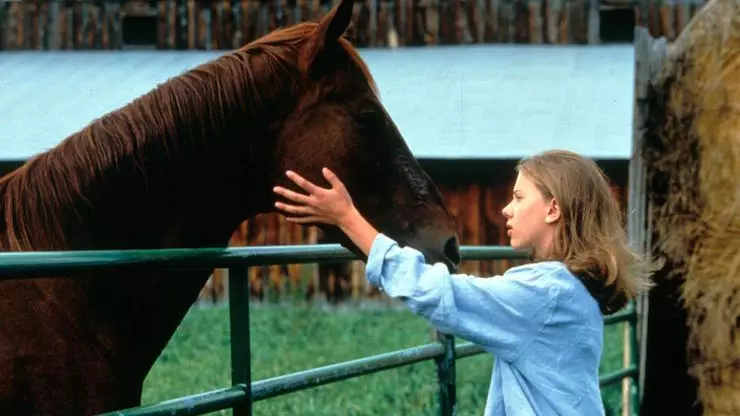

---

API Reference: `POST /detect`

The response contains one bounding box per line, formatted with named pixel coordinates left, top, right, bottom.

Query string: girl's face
left=501, top=172, right=560, bottom=256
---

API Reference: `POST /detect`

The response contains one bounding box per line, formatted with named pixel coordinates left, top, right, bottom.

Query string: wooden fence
left=0, top=0, right=709, bottom=51
left=634, top=0, right=709, bottom=41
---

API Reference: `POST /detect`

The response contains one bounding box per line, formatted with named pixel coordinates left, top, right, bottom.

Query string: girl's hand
left=273, top=167, right=358, bottom=228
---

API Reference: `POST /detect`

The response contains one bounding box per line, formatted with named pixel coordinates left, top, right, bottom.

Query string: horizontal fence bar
left=449, top=246, right=530, bottom=261
left=0, top=244, right=528, bottom=279
left=455, top=342, right=486, bottom=359
left=103, top=338, right=637, bottom=416
left=455, top=341, right=640, bottom=388
left=251, top=343, right=446, bottom=401
left=99, top=385, right=248, bottom=416
left=599, top=366, right=639, bottom=387
left=603, top=302, right=637, bottom=325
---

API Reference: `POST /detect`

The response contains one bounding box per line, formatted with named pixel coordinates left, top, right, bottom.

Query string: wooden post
left=632, top=25, right=668, bottom=412
left=622, top=322, right=630, bottom=415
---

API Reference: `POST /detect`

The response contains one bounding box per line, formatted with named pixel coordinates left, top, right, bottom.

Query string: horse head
left=257, top=0, right=461, bottom=270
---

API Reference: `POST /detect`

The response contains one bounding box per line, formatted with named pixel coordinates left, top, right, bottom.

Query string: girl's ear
left=544, top=198, right=561, bottom=224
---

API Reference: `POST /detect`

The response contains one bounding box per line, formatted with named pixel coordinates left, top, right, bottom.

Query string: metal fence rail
left=0, top=244, right=638, bottom=416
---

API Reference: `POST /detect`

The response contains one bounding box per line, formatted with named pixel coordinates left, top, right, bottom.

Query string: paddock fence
left=0, top=243, right=639, bottom=416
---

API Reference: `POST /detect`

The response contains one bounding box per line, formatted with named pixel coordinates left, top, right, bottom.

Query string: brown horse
left=0, top=1, right=460, bottom=414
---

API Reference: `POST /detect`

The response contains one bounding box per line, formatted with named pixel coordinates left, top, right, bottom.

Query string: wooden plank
left=546, top=0, right=562, bottom=43
left=528, top=0, right=543, bottom=44
left=48, top=2, right=60, bottom=50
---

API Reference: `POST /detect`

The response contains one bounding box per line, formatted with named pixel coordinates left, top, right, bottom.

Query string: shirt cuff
left=365, top=233, right=398, bottom=288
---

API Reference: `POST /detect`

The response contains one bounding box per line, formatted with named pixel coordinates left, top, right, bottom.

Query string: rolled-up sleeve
left=366, top=233, right=559, bottom=362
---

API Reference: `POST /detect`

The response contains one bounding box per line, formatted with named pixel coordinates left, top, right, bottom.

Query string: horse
left=0, top=0, right=461, bottom=414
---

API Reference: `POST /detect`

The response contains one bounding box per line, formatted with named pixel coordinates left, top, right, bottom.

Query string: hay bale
left=642, top=0, right=740, bottom=413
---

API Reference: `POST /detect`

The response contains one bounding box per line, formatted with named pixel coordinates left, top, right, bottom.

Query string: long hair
left=516, top=149, right=655, bottom=314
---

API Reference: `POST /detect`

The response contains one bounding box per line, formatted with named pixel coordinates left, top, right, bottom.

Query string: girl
left=272, top=149, right=653, bottom=416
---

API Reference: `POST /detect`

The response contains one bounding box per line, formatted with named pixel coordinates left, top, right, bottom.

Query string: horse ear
left=299, top=0, right=355, bottom=75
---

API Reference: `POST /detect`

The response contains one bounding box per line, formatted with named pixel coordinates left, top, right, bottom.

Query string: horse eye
left=356, top=109, right=384, bottom=128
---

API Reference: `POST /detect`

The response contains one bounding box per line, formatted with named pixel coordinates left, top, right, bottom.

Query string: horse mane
left=0, top=21, right=378, bottom=253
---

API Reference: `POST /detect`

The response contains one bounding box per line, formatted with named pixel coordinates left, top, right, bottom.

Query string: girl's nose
left=501, top=202, right=511, bottom=218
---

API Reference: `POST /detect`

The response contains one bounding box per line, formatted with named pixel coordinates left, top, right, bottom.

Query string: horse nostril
left=443, top=236, right=461, bottom=266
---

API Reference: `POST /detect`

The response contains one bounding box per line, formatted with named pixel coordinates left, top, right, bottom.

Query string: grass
left=141, top=303, right=629, bottom=415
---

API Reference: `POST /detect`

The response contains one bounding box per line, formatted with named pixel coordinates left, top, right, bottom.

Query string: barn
left=0, top=0, right=709, bottom=305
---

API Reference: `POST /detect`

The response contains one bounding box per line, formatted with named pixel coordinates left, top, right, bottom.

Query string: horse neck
left=2, top=51, right=292, bottom=253
left=96, top=55, right=287, bottom=250
left=0, top=51, right=300, bottom=380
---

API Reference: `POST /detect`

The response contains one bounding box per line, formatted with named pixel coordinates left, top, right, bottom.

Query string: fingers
left=285, top=215, right=325, bottom=224
left=286, top=170, right=323, bottom=195
left=322, top=167, right=344, bottom=189
left=273, top=186, right=311, bottom=205
left=274, top=201, right=314, bottom=215
left=274, top=201, right=328, bottom=224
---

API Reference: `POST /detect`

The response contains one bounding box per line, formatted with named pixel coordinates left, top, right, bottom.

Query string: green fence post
left=629, top=305, right=640, bottom=416
left=434, top=331, right=456, bottom=416
left=229, top=264, right=253, bottom=416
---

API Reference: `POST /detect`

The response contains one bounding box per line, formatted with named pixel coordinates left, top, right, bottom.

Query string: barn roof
left=0, top=44, right=634, bottom=162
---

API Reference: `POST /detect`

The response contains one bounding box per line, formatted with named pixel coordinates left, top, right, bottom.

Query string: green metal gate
left=0, top=243, right=639, bottom=415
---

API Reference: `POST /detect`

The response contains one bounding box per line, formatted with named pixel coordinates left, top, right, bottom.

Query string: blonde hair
left=516, top=149, right=654, bottom=313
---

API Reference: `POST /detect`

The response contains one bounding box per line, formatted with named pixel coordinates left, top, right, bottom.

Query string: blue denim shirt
left=365, top=233, right=605, bottom=416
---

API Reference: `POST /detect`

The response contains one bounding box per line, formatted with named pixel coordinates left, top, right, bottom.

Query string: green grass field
left=141, top=303, right=628, bottom=415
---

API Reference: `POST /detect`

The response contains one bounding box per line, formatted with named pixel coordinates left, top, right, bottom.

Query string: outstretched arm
left=273, top=168, right=558, bottom=362
left=365, top=232, right=557, bottom=361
